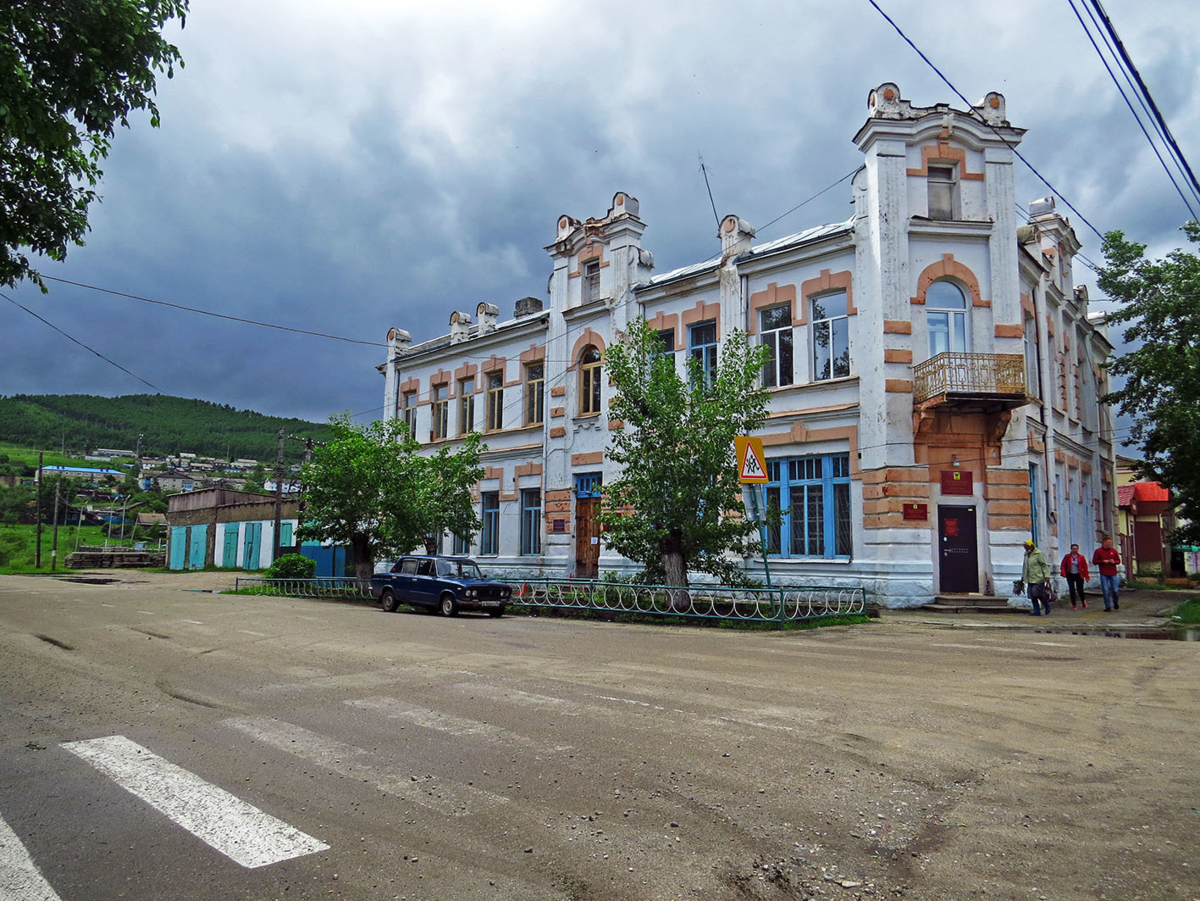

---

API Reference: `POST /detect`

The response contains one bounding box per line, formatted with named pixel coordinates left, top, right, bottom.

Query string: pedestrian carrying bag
left=1045, top=580, right=1058, bottom=603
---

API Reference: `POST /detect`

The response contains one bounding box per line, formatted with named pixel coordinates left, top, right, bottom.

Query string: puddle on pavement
left=1036, top=628, right=1200, bottom=642
left=60, top=576, right=119, bottom=585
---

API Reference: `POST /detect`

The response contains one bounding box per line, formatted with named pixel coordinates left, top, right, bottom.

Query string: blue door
left=280, top=521, right=294, bottom=549
left=169, top=527, right=188, bottom=570
left=222, top=524, right=240, bottom=567
left=243, top=522, right=262, bottom=570
left=187, top=525, right=208, bottom=570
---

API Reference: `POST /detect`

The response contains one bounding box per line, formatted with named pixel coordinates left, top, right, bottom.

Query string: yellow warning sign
left=735, top=436, right=769, bottom=484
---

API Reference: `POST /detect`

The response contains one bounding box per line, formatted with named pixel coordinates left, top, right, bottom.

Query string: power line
left=40, top=274, right=387, bottom=348
left=1085, top=0, right=1200, bottom=209
left=865, top=0, right=1106, bottom=242
left=2, top=291, right=164, bottom=392
left=1066, top=0, right=1199, bottom=220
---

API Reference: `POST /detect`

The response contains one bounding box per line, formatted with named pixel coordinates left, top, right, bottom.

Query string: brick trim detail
left=912, top=254, right=988, bottom=308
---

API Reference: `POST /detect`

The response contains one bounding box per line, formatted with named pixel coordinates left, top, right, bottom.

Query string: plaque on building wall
left=903, top=503, right=928, bottom=520
left=553, top=519, right=566, bottom=533
left=941, top=470, right=973, bottom=495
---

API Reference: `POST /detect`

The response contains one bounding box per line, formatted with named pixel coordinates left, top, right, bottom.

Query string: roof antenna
left=698, top=154, right=721, bottom=232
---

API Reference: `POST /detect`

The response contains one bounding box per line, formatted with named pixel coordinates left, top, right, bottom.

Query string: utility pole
left=34, top=451, right=44, bottom=568
left=272, top=427, right=284, bottom=564
left=50, top=478, right=61, bottom=571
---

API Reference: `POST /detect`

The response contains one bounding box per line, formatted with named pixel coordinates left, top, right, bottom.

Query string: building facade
left=166, top=487, right=299, bottom=571
left=379, top=83, right=1117, bottom=607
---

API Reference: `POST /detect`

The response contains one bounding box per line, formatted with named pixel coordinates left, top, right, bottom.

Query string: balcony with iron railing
left=912, top=352, right=1028, bottom=410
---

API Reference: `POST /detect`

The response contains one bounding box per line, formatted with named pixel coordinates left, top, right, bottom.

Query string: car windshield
left=435, top=559, right=483, bottom=580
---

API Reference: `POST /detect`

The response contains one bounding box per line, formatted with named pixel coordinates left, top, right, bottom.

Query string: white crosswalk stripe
left=61, top=735, right=328, bottom=869
left=0, top=811, right=62, bottom=901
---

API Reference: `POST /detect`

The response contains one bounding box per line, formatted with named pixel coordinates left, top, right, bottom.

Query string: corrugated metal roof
left=641, top=218, right=855, bottom=289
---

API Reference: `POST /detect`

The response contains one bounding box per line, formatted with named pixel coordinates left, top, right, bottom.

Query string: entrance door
left=243, top=522, right=262, bottom=570
left=937, top=505, right=978, bottom=593
left=222, top=524, right=240, bottom=567
left=575, top=497, right=600, bottom=579
left=187, top=525, right=208, bottom=570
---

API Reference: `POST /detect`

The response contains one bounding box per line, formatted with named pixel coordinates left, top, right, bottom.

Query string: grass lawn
left=0, top=442, right=121, bottom=473
left=1168, top=595, right=1200, bottom=624
left=0, top=522, right=161, bottom=573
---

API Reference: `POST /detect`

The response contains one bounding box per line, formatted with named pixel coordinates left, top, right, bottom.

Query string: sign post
left=735, top=436, right=773, bottom=592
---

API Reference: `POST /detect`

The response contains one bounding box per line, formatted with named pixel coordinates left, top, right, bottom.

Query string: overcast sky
left=3, top=0, right=1197, bottom=427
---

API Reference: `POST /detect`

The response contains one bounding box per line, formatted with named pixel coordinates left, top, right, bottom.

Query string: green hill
left=0, top=394, right=336, bottom=463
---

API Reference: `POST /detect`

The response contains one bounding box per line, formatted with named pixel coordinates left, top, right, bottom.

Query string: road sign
left=735, top=436, right=768, bottom=484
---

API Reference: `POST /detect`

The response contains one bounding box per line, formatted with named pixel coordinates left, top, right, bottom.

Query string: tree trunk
left=660, top=531, right=690, bottom=611
left=351, top=534, right=374, bottom=581
left=424, top=534, right=438, bottom=555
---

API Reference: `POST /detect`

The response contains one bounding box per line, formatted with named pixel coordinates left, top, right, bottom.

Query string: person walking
left=1092, top=536, right=1122, bottom=611
left=1060, top=543, right=1090, bottom=609
left=1021, top=538, right=1053, bottom=616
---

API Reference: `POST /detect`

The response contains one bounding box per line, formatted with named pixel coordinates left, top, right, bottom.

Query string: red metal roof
left=1117, top=484, right=1136, bottom=507
left=1117, top=482, right=1170, bottom=508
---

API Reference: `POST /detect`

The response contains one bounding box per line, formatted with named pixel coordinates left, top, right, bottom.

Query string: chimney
left=449, top=311, right=472, bottom=343
left=515, top=296, right=544, bottom=318
left=476, top=302, right=499, bottom=334
left=720, top=214, right=755, bottom=262
left=386, top=327, right=411, bottom=355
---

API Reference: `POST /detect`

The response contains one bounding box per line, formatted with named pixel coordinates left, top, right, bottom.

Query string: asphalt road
left=1, top=572, right=1198, bottom=901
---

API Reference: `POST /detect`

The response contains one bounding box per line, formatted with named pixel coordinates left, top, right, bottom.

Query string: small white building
left=378, top=83, right=1116, bottom=607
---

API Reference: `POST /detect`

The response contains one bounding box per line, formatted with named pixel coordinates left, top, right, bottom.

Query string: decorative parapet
left=913, top=352, right=1026, bottom=406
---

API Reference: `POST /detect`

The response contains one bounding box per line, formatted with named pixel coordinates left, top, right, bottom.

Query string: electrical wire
left=865, top=0, right=1106, bottom=242
left=40, top=274, right=388, bottom=348
left=1066, top=0, right=1199, bottom=220
left=2, top=291, right=164, bottom=392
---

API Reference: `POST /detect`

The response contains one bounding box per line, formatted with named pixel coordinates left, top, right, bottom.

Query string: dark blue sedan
left=370, top=555, right=512, bottom=617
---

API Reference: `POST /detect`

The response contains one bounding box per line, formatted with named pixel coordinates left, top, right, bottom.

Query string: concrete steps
left=921, top=595, right=1021, bottom=614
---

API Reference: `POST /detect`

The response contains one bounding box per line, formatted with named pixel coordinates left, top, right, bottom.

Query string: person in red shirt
left=1092, top=536, right=1121, bottom=611
left=1060, top=543, right=1090, bottom=609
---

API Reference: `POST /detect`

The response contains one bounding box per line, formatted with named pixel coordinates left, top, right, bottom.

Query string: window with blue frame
left=689, top=321, right=718, bottom=386
left=520, top=488, right=542, bottom=555
left=575, top=472, right=602, bottom=498
left=763, top=453, right=852, bottom=558
left=480, top=492, right=499, bottom=555
left=453, top=531, right=471, bottom=555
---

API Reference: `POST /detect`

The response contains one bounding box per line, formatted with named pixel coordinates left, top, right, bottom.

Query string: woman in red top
left=1092, top=536, right=1122, bottom=611
left=1060, top=543, right=1090, bottom=609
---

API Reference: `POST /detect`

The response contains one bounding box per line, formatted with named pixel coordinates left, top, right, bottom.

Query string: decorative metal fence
left=233, top=577, right=373, bottom=599
left=510, top=579, right=865, bottom=624
left=230, top=576, right=866, bottom=625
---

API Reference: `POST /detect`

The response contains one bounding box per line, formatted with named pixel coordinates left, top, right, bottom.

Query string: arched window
left=580, top=346, right=602, bottom=415
left=926, top=280, right=968, bottom=357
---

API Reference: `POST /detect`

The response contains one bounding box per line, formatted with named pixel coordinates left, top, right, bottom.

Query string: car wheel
left=439, top=593, right=458, bottom=617
left=488, top=606, right=505, bottom=618
left=380, top=589, right=399, bottom=613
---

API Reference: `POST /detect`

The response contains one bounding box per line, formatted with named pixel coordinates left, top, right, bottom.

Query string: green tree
left=597, top=319, right=772, bottom=588
left=1, top=1, right=189, bottom=288
left=298, top=415, right=484, bottom=580
left=1098, top=221, right=1200, bottom=545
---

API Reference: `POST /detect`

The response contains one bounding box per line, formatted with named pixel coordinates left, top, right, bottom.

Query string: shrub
left=264, top=553, right=315, bottom=580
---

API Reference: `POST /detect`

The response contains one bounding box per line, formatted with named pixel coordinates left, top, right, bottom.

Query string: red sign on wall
left=902, top=503, right=928, bottom=520
left=941, top=470, right=973, bottom=495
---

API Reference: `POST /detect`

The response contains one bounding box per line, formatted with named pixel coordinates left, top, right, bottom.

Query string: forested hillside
left=0, top=395, right=335, bottom=462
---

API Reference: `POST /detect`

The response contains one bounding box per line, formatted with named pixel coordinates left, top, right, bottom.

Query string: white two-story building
left=379, top=83, right=1116, bottom=607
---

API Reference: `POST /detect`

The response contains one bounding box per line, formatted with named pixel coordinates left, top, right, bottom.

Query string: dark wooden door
left=575, top=497, right=600, bottom=579
left=937, top=505, right=978, bottom=593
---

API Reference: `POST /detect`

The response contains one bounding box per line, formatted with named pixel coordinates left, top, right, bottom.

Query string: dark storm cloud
left=2, top=0, right=1196, bottom=425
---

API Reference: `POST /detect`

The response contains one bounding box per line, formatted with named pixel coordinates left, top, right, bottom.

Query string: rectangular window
left=525, top=363, right=544, bottom=426
left=1024, top=316, right=1040, bottom=399
left=811, top=292, right=849, bottom=381
left=1029, top=463, right=1040, bottom=546
left=655, top=329, right=676, bottom=356
left=401, top=391, right=417, bottom=437
left=520, top=488, right=542, bottom=556
left=760, top=306, right=793, bottom=388
left=583, top=260, right=601, bottom=303
left=458, top=377, right=475, bottom=436
left=430, top=384, right=448, bottom=441
left=689, top=321, right=718, bottom=386
left=763, top=453, right=852, bottom=558
left=486, top=372, right=504, bottom=432
left=453, top=531, right=471, bottom=555
left=480, top=492, right=499, bottom=555
left=580, top=351, right=602, bottom=415
left=927, top=164, right=956, bottom=220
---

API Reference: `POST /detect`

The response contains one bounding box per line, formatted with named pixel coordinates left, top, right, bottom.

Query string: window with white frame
left=760, top=306, right=793, bottom=388
left=689, top=321, right=717, bottom=386
left=927, top=163, right=957, bottom=220
left=458, top=377, right=474, bottom=436
left=763, top=453, right=852, bottom=558
left=926, top=280, right=968, bottom=358
left=810, top=292, right=849, bottom=381
left=520, top=488, right=542, bottom=556
left=583, top=260, right=601, bottom=303
left=480, top=492, right=499, bottom=555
